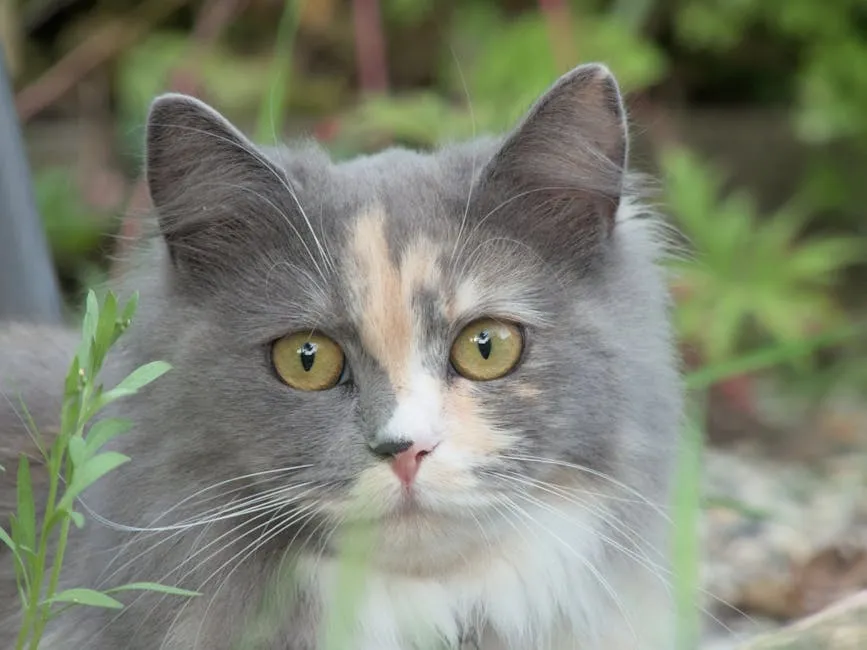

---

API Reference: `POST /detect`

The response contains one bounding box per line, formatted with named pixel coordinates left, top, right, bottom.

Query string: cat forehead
left=280, top=138, right=498, bottom=235
left=339, top=203, right=463, bottom=390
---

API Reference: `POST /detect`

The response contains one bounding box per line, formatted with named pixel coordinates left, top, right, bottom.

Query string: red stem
left=352, top=0, right=389, bottom=94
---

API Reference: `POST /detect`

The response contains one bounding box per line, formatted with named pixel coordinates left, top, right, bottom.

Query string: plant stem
left=14, top=608, right=30, bottom=650
left=20, top=468, right=58, bottom=650
left=20, top=388, right=80, bottom=648
left=30, top=479, right=72, bottom=646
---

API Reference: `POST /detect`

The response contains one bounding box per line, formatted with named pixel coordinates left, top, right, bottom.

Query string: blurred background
left=1, top=0, right=867, bottom=647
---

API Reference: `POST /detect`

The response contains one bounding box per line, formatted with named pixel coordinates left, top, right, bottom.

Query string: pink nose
left=391, top=442, right=437, bottom=487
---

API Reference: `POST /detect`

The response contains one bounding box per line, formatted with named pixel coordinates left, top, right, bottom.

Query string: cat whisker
left=92, top=479, right=316, bottom=584
left=488, top=471, right=756, bottom=639
left=500, top=454, right=673, bottom=523
left=154, top=506, right=294, bottom=650
left=94, top=484, right=315, bottom=589
left=184, top=500, right=329, bottom=649
left=194, top=495, right=338, bottom=648
left=80, top=464, right=314, bottom=533
left=107, top=507, right=275, bottom=643
left=484, top=469, right=669, bottom=565
left=496, top=494, right=640, bottom=649
left=484, top=470, right=670, bottom=586
left=488, top=466, right=668, bottom=509
left=129, top=485, right=330, bottom=646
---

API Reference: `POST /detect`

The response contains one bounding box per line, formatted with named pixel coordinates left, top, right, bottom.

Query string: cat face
left=135, top=64, right=680, bottom=567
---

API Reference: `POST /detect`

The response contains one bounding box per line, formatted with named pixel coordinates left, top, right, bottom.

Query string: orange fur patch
left=347, top=207, right=441, bottom=392
left=442, top=381, right=515, bottom=457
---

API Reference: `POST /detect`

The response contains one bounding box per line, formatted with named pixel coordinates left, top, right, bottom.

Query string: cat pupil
left=298, top=342, right=317, bottom=372
left=474, top=331, right=492, bottom=360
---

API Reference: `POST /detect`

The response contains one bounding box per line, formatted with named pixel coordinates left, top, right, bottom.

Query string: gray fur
left=0, top=63, right=682, bottom=649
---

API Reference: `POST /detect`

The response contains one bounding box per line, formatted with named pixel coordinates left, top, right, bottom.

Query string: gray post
left=0, top=48, right=63, bottom=324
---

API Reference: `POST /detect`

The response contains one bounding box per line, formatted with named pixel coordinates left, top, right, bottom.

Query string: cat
left=0, top=63, right=683, bottom=649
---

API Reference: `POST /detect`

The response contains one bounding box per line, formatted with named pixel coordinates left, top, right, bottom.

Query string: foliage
left=673, top=0, right=867, bottom=143
left=661, top=147, right=863, bottom=365
left=1, top=291, right=198, bottom=649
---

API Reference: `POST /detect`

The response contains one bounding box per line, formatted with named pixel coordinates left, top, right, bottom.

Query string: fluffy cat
left=0, top=63, right=683, bottom=649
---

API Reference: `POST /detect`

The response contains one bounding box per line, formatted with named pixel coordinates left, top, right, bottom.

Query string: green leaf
left=0, top=523, right=26, bottom=588
left=59, top=452, right=131, bottom=510
left=105, top=582, right=200, bottom=597
left=93, top=291, right=118, bottom=368
left=68, top=436, right=86, bottom=469
left=77, top=290, right=100, bottom=373
left=64, top=355, right=82, bottom=397
left=84, top=418, right=132, bottom=456
left=121, top=292, right=139, bottom=324
left=44, top=588, right=124, bottom=609
left=16, top=456, right=36, bottom=553
left=0, top=525, right=17, bottom=555
left=69, top=510, right=85, bottom=529
left=103, top=361, right=172, bottom=401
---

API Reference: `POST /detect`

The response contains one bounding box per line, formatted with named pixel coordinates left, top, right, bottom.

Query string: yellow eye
left=272, top=332, right=345, bottom=391
left=450, top=318, right=523, bottom=381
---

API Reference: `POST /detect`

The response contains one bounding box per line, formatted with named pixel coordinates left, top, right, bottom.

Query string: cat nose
left=370, top=439, right=414, bottom=457
left=392, top=442, right=438, bottom=487
left=370, top=439, right=438, bottom=487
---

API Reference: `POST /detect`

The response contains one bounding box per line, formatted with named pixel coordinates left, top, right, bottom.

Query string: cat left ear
left=473, top=63, right=628, bottom=262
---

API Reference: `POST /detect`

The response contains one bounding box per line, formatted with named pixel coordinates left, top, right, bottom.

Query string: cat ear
left=473, top=63, right=628, bottom=264
left=145, top=94, right=291, bottom=281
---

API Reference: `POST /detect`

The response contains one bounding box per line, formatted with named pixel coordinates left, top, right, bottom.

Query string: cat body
left=0, top=64, right=682, bottom=649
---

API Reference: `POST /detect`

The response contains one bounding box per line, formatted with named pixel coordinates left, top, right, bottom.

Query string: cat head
left=134, top=63, right=680, bottom=567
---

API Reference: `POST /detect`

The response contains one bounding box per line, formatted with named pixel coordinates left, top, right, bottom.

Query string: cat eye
left=450, top=318, right=524, bottom=381
left=272, top=332, right=346, bottom=391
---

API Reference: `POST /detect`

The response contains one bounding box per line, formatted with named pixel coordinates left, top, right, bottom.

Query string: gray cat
left=0, top=63, right=683, bottom=649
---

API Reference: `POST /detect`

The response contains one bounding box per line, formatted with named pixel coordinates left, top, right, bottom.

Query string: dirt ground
left=699, top=394, right=867, bottom=649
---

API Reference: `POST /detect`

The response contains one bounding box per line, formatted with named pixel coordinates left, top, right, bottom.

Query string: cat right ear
left=145, top=94, right=291, bottom=282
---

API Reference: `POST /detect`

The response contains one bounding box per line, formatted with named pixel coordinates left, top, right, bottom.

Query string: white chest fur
left=298, top=501, right=671, bottom=650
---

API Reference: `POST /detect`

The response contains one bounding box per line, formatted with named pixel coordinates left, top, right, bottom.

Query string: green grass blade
left=255, top=0, right=305, bottom=143
left=672, top=397, right=705, bottom=650
left=685, top=322, right=863, bottom=391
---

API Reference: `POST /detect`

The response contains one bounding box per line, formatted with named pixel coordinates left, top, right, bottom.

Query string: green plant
left=662, top=147, right=863, bottom=365
left=1, top=290, right=198, bottom=649
left=673, top=0, right=867, bottom=144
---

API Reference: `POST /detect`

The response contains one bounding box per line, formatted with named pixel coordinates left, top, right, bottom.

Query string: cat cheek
left=441, top=384, right=517, bottom=461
